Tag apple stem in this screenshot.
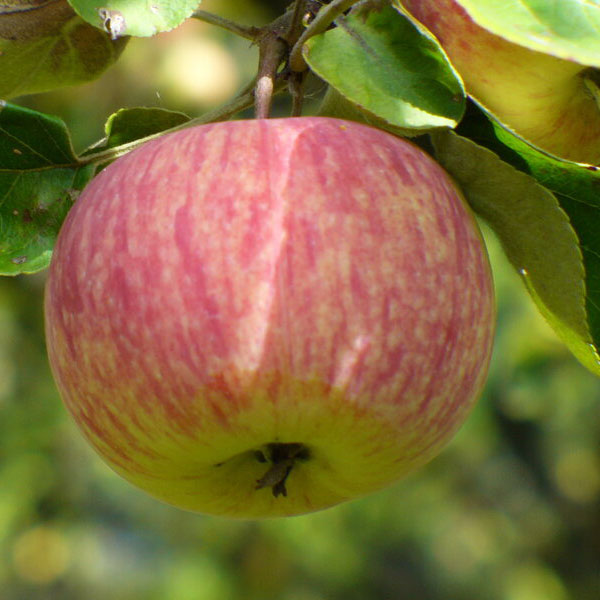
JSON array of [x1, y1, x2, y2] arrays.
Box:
[[255, 442, 309, 497]]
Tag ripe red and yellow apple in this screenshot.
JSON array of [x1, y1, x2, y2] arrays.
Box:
[[44, 117, 495, 518], [399, 0, 600, 164]]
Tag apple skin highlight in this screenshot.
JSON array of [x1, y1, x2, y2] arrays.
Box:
[[45, 118, 495, 518]]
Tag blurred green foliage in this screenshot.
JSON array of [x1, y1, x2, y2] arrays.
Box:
[[1, 1, 599, 598]]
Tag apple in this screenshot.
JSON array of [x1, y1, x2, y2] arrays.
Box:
[[399, 0, 600, 165], [44, 117, 495, 518]]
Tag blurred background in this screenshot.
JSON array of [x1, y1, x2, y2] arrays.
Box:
[[2, 1, 599, 598]]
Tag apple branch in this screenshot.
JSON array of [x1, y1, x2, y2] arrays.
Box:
[[191, 10, 260, 41], [255, 32, 288, 119], [283, 0, 310, 44], [289, 70, 308, 117], [191, 2, 330, 119], [288, 0, 363, 73], [253, 1, 320, 119]]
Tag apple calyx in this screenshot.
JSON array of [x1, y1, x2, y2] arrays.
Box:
[[254, 443, 310, 498]]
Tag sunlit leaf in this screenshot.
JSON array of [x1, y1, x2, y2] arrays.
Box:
[[304, 5, 465, 131], [456, 0, 600, 65], [68, 0, 199, 38]]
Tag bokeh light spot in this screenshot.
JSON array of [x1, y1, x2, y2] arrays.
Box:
[[12, 525, 70, 585]]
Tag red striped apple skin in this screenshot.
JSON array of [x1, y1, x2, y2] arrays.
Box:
[[45, 117, 495, 518]]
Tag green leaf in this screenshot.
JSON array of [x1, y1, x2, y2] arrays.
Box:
[[456, 104, 600, 358], [0, 102, 94, 275], [318, 86, 423, 139], [456, 0, 600, 66], [102, 107, 190, 148], [67, 0, 199, 38], [80, 107, 191, 170], [0, 0, 127, 98], [432, 103, 600, 375], [304, 5, 465, 132]]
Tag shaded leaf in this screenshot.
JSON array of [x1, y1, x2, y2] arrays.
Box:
[[0, 102, 93, 275], [456, 0, 600, 66], [304, 4, 465, 132], [0, 0, 127, 98], [456, 103, 600, 362], [68, 0, 199, 38], [432, 104, 600, 375]]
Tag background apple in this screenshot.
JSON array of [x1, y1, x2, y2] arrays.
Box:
[[44, 117, 495, 518], [399, 0, 600, 165]]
